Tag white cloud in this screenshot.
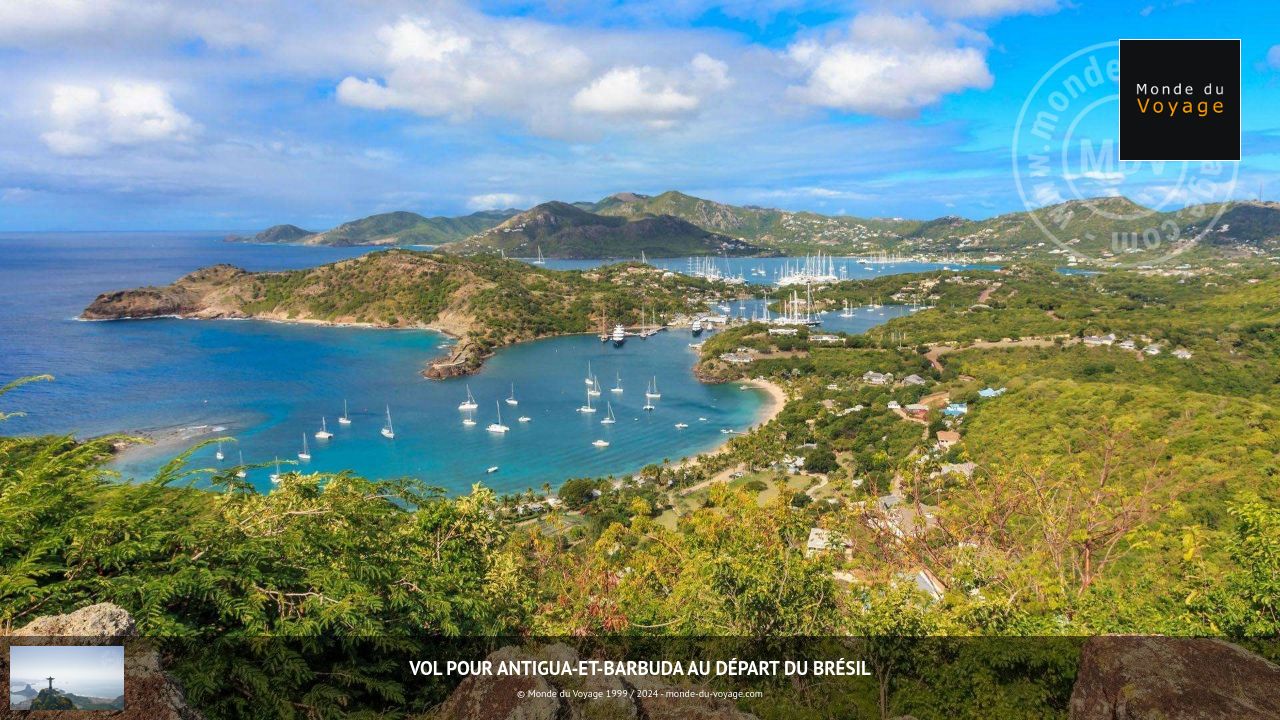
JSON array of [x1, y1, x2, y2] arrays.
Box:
[[466, 193, 529, 210], [786, 13, 993, 118], [40, 82, 196, 156], [914, 0, 1059, 18], [571, 54, 730, 125], [337, 15, 592, 121]]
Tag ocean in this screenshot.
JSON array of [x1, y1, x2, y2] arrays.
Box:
[[0, 233, 915, 495]]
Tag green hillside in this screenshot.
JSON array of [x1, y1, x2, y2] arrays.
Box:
[[443, 200, 762, 258]]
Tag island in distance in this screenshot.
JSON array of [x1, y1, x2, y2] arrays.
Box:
[[231, 190, 1280, 264]]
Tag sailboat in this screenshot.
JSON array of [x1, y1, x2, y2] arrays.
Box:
[[338, 399, 352, 425], [462, 409, 476, 426], [585, 362, 595, 385], [215, 440, 224, 461], [588, 374, 601, 397], [640, 250, 648, 265], [269, 457, 282, 484], [577, 387, 596, 413], [298, 433, 311, 461], [601, 402, 616, 424], [235, 451, 247, 479], [458, 385, 478, 411], [381, 406, 395, 439], [315, 417, 333, 440], [612, 372, 623, 393], [505, 383, 519, 406], [646, 376, 661, 399], [840, 299, 854, 318], [533, 246, 546, 265], [643, 379, 655, 411], [487, 401, 510, 433]]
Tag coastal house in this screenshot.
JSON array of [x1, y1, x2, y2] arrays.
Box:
[[904, 403, 929, 418], [720, 349, 755, 365], [886, 400, 901, 410], [936, 430, 960, 450], [768, 327, 798, 336], [977, 387, 1006, 398], [1082, 333, 1116, 346], [1143, 343, 1162, 355], [812, 334, 842, 344], [942, 403, 968, 417], [806, 527, 852, 558], [1118, 339, 1137, 351], [868, 495, 939, 540], [902, 374, 928, 386], [862, 370, 893, 385], [909, 568, 947, 601], [1173, 348, 1193, 359], [934, 461, 977, 479]]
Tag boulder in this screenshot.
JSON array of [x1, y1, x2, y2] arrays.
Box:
[[1069, 636, 1280, 719]]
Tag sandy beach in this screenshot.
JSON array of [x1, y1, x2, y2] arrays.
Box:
[[672, 377, 787, 473]]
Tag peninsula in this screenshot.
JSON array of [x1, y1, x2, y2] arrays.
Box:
[[80, 249, 727, 378]]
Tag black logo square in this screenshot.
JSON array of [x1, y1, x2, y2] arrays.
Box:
[[1119, 39, 1240, 161]]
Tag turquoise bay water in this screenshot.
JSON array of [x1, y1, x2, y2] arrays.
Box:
[[0, 233, 915, 495]]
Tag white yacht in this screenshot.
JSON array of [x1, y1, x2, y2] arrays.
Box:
[[691, 318, 703, 336], [298, 433, 311, 461], [592, 439, 610, 447], [338, 399, 352, 425], [611, 324, 626, 347], [315, 417, 333, 440], [518, 416, 531, 423], [381, 406, 395, 439], [645, 376, 661, 399], [487, 401, 509, 433], [506, 383, 519, 406], [215, 440, 224, 461], [674, 422, 688, 429], [458, 385, 478, 411], [601, 402, 616, 424]]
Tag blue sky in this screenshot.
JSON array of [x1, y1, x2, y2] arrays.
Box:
[[0, 0, 1276, 231]]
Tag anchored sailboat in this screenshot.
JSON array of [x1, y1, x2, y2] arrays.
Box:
[[585, 362, 595, 385], [269, 457, 282, 484], [588, 373, 601, 396], [506, 383, 519, 406], [339, 399, 352, 425], [315, 417, 333, 440], [381, 406, 395, 439], [462, 408, 476, 426], [533, 246, 545, 265], [612, 372, 623, 393], [487, 401, 510, 433], [646, 376, 661, 399], [215, 439, 224, 461], [298, 433, 311, 461], [235, 450, 247, 479], [577, 387, 596, 413], [458, 385, 478, 411], [601, 402, 616, 424]]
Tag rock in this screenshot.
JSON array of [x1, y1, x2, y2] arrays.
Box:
[[1, 603, 202, 720], [1069, 636, 1280, 720], [429, 644, 756, 720], [12, 602, 135, 640]]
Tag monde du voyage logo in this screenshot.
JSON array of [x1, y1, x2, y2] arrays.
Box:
[[1120, 39, 1241, 162]]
